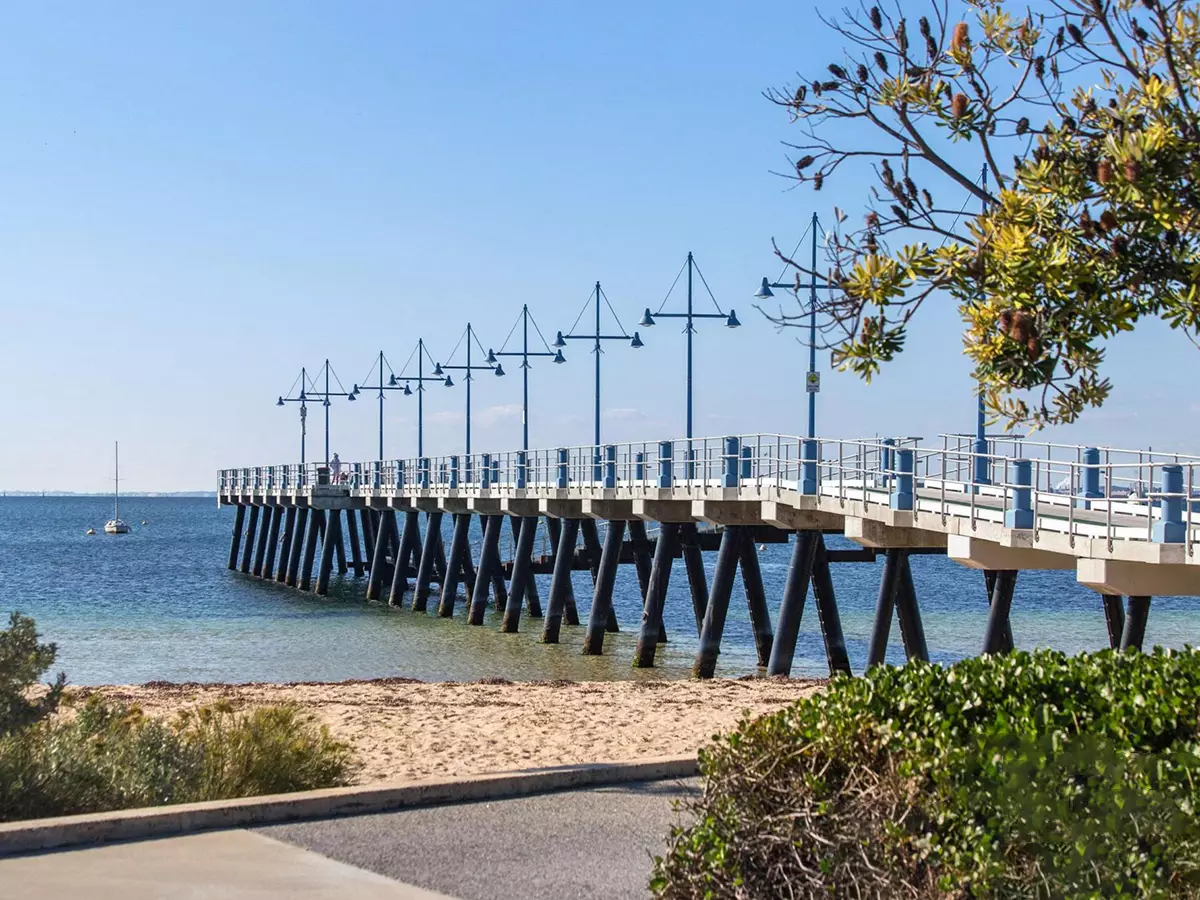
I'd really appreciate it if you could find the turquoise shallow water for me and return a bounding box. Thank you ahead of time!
[0,496,1197,685]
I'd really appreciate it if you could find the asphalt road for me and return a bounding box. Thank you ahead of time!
[259,778,702,900]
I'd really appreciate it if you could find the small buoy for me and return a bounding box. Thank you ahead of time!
[141,520,147,525]
[86,528,96,535]
[758,544,766,552]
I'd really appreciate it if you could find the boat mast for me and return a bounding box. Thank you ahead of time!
[114,441,119,520]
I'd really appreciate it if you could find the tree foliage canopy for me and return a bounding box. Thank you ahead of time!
[767,0,1200,427]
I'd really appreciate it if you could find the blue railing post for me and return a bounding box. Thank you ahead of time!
[480,453,492,489]
[974,433,991,486]
[722,437,740,488]
[635,451,645,481]
[686,448,697,481]
[449,455,459,489]
[800,439,818,495]
[372,461,381,490]
[890,449,914,510]
[418,457,429,489]
[1005,459,1034,528]
[741,445,752,480]
[517,451,528,489]
[395,460,405,491]
[1080,447,1102,508]
[557,448,569,488]
[593,448,602,483]
[267,466,274,490]
[657,441,673,488]
[881,438,896,487]
[280,467,288,491]
[1153,464,1186,543]
[492,458,500,485]
[603,445,616,489]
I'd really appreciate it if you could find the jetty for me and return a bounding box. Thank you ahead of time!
[219,433,1199,676]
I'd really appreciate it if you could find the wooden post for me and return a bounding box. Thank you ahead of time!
[867,548,904,668]
[365,510,394,601]
[438,513,471,618]
[582,519,626,655]
[251,505,272,577]
[693,526,742,678]
[767,530,817,676]
[634,522,678,667]
[546,517,579,625]
[1102,595,1125,649]
[468,514,503,625]
[299,509,324,592]
[227,504,246,570]
[679,522,708,633]
[315,509,341,596]
[542,518,580,643]
[894,553,929,663]
[501,516,538,633]
[261,506,283,581]
[346,508,364,577]
[1120,595,1152,652]
[412,511,443,612]
[738,530,772,667]
[580,518,617,631]
[982,569,1018,655]
[811,535,852,676]
[275,507,297,584]
[239,505,260,574]
[285,507,308,587]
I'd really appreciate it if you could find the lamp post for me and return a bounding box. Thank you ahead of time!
[435,323,496,460]
[276,367,310,473]
[973,167,990,485]
[639,251,740,465]
[380,338,444,459]
[348,351,415,463]
[309,359,355,467]
[487,305,566,451]
[554,281,644,475]
[754,212,835,440]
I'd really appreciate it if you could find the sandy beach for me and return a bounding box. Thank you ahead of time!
[75,678,822,785]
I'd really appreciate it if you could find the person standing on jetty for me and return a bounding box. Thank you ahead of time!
[330,453,342,483]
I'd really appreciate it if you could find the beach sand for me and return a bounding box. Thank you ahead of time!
[76,678,822,785]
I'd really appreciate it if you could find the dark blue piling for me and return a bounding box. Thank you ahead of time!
[261,506,283,581]
[1102,594,1125,649]
[438,513,472,617]
[316,509,342,596]
[252,506,271,577]
[469,514,504,626]
[1120,595,1152,652]
[633,522,678,668]
[811,535,851,676]
[285,507,308,587]
[501,516,539,633]
[239,505,260,574]
[894,553,929,663]
[227,504,246,570]
[866,548,904,668]
[275,507,297,584]
[389,510,422,607]
[767,530,818,676]
[982,570,1018,655]
[413,511,443,612]
[693,526,743,678]
[546,517,578,626]
[582,520,626,655]
[542,518,581,643]
[299,509,323,592]
[365,510,394,601]
[738,531,772,667]
[679,522,708,632]
[346,510,364,577]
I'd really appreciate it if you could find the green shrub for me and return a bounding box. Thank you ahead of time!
[0,612,64,735]
[652,649,1200,899]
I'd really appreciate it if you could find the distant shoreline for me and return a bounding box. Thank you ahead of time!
[0,492,216,498]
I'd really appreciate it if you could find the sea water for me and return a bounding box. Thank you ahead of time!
[0,496,1196,685]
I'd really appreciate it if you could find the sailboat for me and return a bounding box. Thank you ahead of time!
[104,442,131,534]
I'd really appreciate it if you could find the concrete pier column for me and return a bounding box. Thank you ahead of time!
[1120,595,1152,652]
[285,508,308,587]
[867,548,904,668]
[679,522,708,632]
[251,506,272,577]
[412,511,443,612]
[275,507,297,583]
[634,522,679,668]
[239,505,260,574]
[738,531,772,666]
[438,513,471,617]
[365,510,394,600]
[227,505,246,570]
[543,518,581,643]
[501,516,538,633]
[890,449,914,510]
[261,506,283,581]
[1102,594,1125,649]
[693,526,743,679]
[468,514,504,625]
[1153,465,1186,543]
[1005,459,1034,528]
[315,510,342,596]
[767,530,818,676]
[894,554,929,663]
[812,535,852,676]
[722,437,740,488]
[582,520,626,655]
[982,569,1018,655]
[299,510,324,592]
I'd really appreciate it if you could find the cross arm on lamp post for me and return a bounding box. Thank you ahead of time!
[486,304,567,452]
[435,323,496,459]
[385,338,445,459]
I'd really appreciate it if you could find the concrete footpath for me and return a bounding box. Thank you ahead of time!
[0,779,699,900]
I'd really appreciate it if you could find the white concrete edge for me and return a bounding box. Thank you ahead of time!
[0,754,700,857]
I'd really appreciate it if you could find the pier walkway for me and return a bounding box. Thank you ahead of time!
[219,432,1200,676]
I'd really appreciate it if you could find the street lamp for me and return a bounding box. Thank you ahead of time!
[436,323,496,460]
[555,281,644,479]
[487,304,566,451]
[348,351,417,462]
[310,359,355,467]
[276,367,310,474]
[385,338,444,459]
[753,212,835,440]
[640,251,739,463]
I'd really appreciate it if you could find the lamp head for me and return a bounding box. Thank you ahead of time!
[726,308,742,328]
[630,331,644,349]
[553,349,566,364]
[433,363,444,376]
[494,363,505,377]
[276,396,285,407]
[639,308,655,328]
[485,349,497,365]
[552,330,566,348]
[388,373,398,387]
[754,277,774,299]
[347,391,356,402]
[444,375,454,387]
[323,398,331,407]
[299,390,307,401]
[403,382,413,396]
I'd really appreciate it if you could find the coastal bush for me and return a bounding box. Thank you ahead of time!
[0,612,357,822]
[651,649,1200,899]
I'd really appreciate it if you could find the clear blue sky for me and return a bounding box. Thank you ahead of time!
[0,1,1190,492]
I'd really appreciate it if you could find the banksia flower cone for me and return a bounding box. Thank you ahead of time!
[952,93,969,119]
[1097,159,1114,184]
[952,22,970,51]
